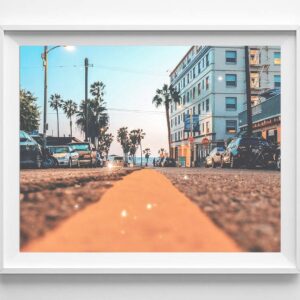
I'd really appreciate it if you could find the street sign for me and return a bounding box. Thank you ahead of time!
[184,114,200,132]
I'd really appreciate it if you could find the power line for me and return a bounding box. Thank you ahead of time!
[20,64,168,77]
[46,108,164,115]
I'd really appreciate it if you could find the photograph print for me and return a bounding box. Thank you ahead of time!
[19,45,281,252]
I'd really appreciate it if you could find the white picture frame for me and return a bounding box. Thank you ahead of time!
[0,25,299,274]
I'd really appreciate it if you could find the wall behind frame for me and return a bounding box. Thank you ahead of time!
[0,0,300,299]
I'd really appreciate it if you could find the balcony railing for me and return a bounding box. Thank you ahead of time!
[238,94,280,128]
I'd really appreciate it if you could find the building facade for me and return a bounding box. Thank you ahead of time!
[169,46,281,167]
[239,90,281,145]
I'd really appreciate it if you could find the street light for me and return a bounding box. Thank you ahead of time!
[41,45,75,148]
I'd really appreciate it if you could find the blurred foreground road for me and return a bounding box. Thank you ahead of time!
[20,167,280,252]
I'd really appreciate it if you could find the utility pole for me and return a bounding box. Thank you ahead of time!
[84,58,89,142]
[245,46,253,137]
[189,109,194,168]
[42,46,48,148]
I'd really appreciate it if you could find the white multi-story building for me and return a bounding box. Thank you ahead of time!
[169,46,281,167]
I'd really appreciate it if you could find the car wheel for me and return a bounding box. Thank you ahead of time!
[212,159,216,168]
[277,155,281,171]
[69,158,72,168]
[230,155,237,169]
[36,157,42,169]
[220,157,225,168]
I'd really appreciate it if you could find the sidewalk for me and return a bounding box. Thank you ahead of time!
[22,169,242,252]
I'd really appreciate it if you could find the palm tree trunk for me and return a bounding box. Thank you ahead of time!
[165,103,171,156]
[57,109,60,138]
[140,142,143,166]
[70,118,72,138]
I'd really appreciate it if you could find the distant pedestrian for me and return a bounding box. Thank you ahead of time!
[153,158,156,167]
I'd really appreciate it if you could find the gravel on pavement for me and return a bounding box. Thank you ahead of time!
[158,167,280,252]
[20,167,139,247]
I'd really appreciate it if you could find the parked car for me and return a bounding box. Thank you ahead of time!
[106,155,124,168]
[69,142,97,167]
[161,157,177,167]
[221,137,276,169]
[205,147,225,168]
[48,145,79,168]
[20,130,43,168]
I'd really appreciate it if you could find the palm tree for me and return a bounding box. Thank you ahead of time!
[143,148,151,166]
[117,127,131,163]
[98,127,114,160]
[49,94,63,137]
[62,100,78,138]
[152,84,180,156]
[76,81,108,144]
[136,129,145,166]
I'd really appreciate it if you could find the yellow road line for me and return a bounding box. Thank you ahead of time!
[22,169,242,252]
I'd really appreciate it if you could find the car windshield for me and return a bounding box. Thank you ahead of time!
[49,146,69,154]
[70,144,90,151]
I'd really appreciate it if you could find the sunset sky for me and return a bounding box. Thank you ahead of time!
[20,46,190,155]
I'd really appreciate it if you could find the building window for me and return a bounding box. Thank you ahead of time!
[202,101,205,111]
[225,97,237,110]
[193,67,196,79]
[250,72,260,88]
[225,50,237,63]
[183,95,186,105]
[202,123,204,132]
[226,120,237,134]
[175,117,177,126]
[206,99,209,112]
[198,103,201,114]
[193,106,196,115]
[187,92,190,103]
[178,115,180,125]
[274,52,281,65]
[226,74,237,87]
[206,121,209,133]
[171,119,173,128]
[192,87,196,99]
[198,82,201,95]
[274,75,281,88]
[187,73,190,84]
[249,49,260,65]
[205,76,209,90]
[198,62,201,73]
[206,54,209,67]
[183,77,185,87]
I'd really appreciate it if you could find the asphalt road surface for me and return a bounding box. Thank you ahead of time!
[20,167,280,252]
[159,167,280,252]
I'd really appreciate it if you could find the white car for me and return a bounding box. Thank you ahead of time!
[48,145,80,168]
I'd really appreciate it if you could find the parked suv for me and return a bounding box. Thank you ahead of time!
[48,145,80,168]
[205,147,225,168]
[221,137,275,169]
[69,142,97,167]
[20,130,43,168]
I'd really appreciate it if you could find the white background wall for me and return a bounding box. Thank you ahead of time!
[0,0,300,299]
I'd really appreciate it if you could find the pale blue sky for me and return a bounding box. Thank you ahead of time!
[20,46,189,155]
